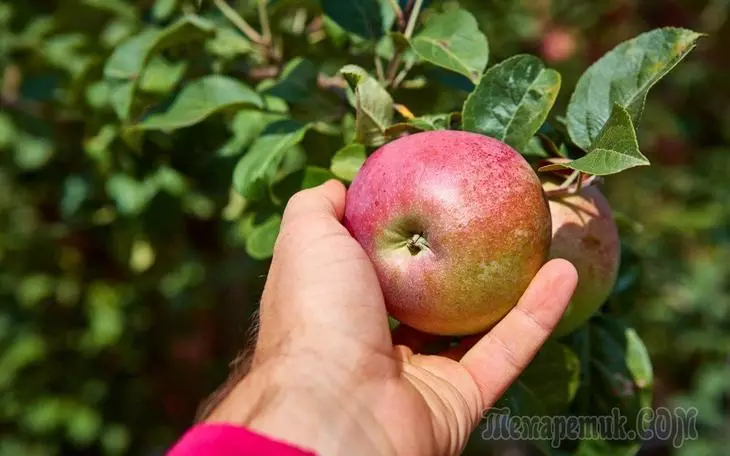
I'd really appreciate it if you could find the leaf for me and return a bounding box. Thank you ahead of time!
[567,27,703,149]
[264,58,318,103]
[152,0,179,21]
[218,110,287,157]
[462,55,561,152]
[0,333,46,389]
[385,113,459,138]
[331,143,366,181]
[139,56,187,94]
[233,120,311,201]
[103,15,216,120]
[0,113,17,149]
[246,214,282,261]
[540,105,649,176]
[14,134,54,170]
[135,76,262,131]
[486,381,553,456]
[321,0,384,40]
[339,65,393,147]
[570,316,654,431]
[106,174,158,215]
[519,340,580,414]
[84,283,125,349]
[302,166,335,188]
[411,9,489,83]
[206,27,252,59]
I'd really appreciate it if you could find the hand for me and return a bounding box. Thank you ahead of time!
[205,180,578,456]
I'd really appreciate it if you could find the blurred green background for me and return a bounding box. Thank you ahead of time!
[0,0,728,455]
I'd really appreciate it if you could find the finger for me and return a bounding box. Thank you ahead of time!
[281,179,346,224]
[257,179,392,352]
[460,258,578,407]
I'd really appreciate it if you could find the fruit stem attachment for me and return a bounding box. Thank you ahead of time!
[545,174,602,199]
[406,233,429,255]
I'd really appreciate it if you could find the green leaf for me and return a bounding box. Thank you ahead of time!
[246,214,282,260]
[139,56,187,94]
[135,76,262,131]
[14,134,54,170]
[81,0,137,21]
[0,113,17,149]
[101,425,130,455]
[264,58,318,103]
[233,120,311,200]
[411,9,489,83]
[84,283,125,349]
[218,110,287,157]
[61,176,91,219]
[540,105,649,176]
[152,0,179,21]
[65,405,102,445]
[302,166,334,188]
[103,15,216,120]
[206,27,252,59]
[462,55,561,152]
[385,113,458,138]
[0,333,46,389]
[570,316,654,435]
[519,340,580,414]
[331,143,366,182]
[106,174,158,215]
[522,136,550,157]
[488,381,553,456]
[339,65,393,147]
[321,0,385,40]
[567,27,703,149]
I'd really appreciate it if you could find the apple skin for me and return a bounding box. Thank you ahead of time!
[344,131,552,336]
[545,182,621,337]
[540,27,577,64]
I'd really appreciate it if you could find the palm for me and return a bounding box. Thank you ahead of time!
[210,181,577,456]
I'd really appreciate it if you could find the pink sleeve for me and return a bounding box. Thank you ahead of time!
[167,424,317,456]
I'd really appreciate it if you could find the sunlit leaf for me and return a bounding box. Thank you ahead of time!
[233,120,311,200]
[463,55,560,152]
[246,214,282,260]
[331,143,366,182]
[567,28,703,148]
[339,65,393,146]
[411,9,489,83]
[135,76,262,131]
[540,105,649,175]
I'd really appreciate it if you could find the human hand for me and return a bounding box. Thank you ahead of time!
[205,180,578,456]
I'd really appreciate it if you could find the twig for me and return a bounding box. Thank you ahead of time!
[404,0,424,39]
[214,0,265,45]
[392,59,416,89]
[545,174,602,199]
[385,0,423,87]
[385,0,406,29]
[386,53,403,84]
[258,0,272,44]
[374,55,386,82]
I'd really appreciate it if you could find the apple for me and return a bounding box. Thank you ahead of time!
[344,131,552,336]
[540,27,577,64]
[544,181,621,337]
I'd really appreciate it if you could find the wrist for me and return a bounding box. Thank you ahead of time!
[205,360,395,456]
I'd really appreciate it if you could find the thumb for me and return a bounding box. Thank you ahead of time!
[278,180,347,233]
[257,179,389,350]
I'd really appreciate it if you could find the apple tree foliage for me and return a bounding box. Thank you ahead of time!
[0,0,704,455]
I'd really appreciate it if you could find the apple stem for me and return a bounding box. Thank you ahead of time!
[406,233,429,255]
[545,174,602,199]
